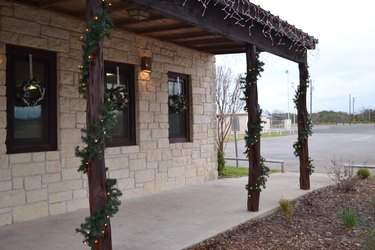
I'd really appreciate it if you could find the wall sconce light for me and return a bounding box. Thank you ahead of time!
[141,56,152,73]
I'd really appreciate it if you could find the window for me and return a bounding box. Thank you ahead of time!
[6,45,57,154]
[168,72,190,143]
[104,61,136,147]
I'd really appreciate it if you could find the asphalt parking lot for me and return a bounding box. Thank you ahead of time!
[225,124,375,173]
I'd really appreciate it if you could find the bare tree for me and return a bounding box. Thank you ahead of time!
[216,65,244,173]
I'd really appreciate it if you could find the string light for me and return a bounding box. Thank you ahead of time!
[75,1,123,248]
[183,0,318,52]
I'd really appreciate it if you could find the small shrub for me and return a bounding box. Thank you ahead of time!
[337,206,357,229]
[327,159,356,191]
[357,168,371,179]
[217,150,226,177]
[360,226,375,250]
[279,197,293,219]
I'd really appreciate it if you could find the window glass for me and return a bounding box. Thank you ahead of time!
[6,45,57,153]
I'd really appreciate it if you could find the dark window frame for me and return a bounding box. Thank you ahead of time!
[6,45,57,154]
[104,61,136,147]
[168,72,191,143]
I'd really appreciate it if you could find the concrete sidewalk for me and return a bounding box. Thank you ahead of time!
[0,172,332,250]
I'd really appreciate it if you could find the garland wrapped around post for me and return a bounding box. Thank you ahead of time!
[243,45,269,212]
[294,62,313,190]
[75,0,122,248]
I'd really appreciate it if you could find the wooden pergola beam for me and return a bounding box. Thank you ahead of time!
[125,0,308,63]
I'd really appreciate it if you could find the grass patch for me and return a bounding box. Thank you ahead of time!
[337,206,358,229]
[221,166,248,178]
[221,166,280,178]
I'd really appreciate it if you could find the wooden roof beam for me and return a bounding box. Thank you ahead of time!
[125,0,309,63]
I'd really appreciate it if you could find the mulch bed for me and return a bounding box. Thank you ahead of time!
[187,178,375,250]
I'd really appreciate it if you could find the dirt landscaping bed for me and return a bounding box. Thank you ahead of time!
[187,178,375,250]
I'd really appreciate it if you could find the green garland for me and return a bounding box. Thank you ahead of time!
[293,72,314,175]
[75,1,123,247]
[245,158,270,194]
[76,178,122,246]
[241,52,269,194]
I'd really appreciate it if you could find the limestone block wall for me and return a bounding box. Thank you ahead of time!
[0,1,217,226]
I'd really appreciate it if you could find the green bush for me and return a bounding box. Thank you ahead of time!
[217,150,226,177]
[357,168,371,179]
[337,206,357,229]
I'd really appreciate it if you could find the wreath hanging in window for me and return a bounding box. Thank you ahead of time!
[16,54,46,107]
[169,94,187,114]
[106,86,128,111]
[105,66,129,112]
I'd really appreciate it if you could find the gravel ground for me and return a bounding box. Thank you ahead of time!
[186,178,375,250]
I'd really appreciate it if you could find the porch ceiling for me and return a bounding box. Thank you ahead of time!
[11,0,318,63]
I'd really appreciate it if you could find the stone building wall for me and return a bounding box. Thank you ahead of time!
[0,1,217,226]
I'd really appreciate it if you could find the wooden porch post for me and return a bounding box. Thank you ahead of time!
[297,62,310,190]
[246,45,261,211]
[86,0,112,249]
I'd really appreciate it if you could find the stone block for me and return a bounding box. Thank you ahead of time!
[19,35,48,49]
[9,153,32,164]
[0,213,12,226]
[46,160,61,173]
[67,198,88,212]
[1,16,40,35]
[168,167,185,178]
[105,157,128,170]
[26,189,47,203]
[109,169,129,179]
[117,178,134,190]
[12,177,23,190]
[12,162,44,177]
[49,191,72,203]
[41,25,69,40]
[24,176,42,190]
[32,152,45,162]
[14,5,49,24]
[62,168,81,180]
[0,190,25,208]
[48,179,82,193]
[60,85,79,98]
[60,128,81,144]
[0,169,10,181]
[135,169,154,183]
[146,150,162,162]
[73,189,87,199]
[60,114,76,128]
[13,201,48,223]
[42,173,61,184]
[129,158,146,171]
[46,151,60,161]
[50,14,83,32]
[49,202,67,216]
[69,98,86,111]
[0,181,11,191]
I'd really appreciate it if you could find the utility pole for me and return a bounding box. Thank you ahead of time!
[352,96,355,123]
[286,70,290,121]
[349,94,351,124]
[309,79,313,117]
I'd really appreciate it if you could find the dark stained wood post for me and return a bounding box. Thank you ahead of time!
[86,0,112,249]
[245,44,261,211]
[297,62,310,190]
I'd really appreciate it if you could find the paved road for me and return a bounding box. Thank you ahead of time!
[225,124,375,173]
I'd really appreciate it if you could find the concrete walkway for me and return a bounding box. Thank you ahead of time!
[0,172,332,250]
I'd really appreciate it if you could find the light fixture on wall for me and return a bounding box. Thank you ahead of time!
[141,56,152,73]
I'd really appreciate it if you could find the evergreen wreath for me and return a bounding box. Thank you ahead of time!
[106,86,128,111]
[169,94,187,114]
[17,79,45,107]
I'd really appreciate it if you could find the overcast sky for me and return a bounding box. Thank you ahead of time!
[216,0,375,114]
